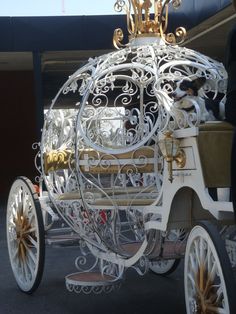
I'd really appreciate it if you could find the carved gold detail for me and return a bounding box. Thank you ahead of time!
[113,0,186,48]
[195,262,220,312]
[14,207,34,262]
[44,149,74,174]
[113,28,125,49]
[174,148,186,169]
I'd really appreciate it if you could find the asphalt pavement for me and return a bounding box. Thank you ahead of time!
[0,200,186,314]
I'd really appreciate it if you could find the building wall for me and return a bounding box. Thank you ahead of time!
[0,2,231,53]
[169,0,231,30]
[0,71,38,201]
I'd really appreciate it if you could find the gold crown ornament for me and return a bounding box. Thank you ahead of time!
[113,0,186,48]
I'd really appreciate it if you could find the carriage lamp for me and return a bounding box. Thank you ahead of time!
[158,131,186,183]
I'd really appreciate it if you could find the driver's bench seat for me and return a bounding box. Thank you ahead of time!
[198,121,234,188]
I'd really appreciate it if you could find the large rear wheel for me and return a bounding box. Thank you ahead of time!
[184,221,236,314]
[6,176,45,293]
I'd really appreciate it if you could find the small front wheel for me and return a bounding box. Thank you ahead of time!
[6,176,45,294]
[149,258,180,275]
[184,221,236,314]
[149,228,184,276]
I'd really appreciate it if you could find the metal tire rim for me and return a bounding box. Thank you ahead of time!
[184,224,230,314]
[6,177,44,293]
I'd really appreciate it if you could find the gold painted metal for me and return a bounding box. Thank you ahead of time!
[113,0,186,48]
[175,149,186,168]
[195,262,220,314]
[14,203,35,262]
[44,147,157,175]
[158,131,186,183]
[44,149,74,174]
[113,28,125,49]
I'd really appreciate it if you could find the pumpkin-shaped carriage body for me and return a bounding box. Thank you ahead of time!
[6,1,236,312]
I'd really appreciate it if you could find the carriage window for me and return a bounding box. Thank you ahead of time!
[84,106,126,148]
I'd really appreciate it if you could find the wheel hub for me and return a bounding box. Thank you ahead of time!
[184,224,232,314]
[14,212,32,261]
[7,177,45,293]
[197,292,207,313]
[195,263,217,314]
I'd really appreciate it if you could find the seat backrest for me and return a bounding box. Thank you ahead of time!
[198,122,234,188]
[43,147,156,175]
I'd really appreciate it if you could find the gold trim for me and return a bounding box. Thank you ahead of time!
[195,261,219,313]
[14,208,34,262]
[174,149,186,168]
[113,0,186,48]
[43,147,157,175]
[113,28,125,49]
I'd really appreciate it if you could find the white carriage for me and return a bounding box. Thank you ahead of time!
[6,1,236,313]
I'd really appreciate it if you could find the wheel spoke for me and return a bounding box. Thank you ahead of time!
[28,213,35,226]
[21,239,37,264]
[207,241,212,274]
[12,249,18,261]
[19,242,26,261]
[184,224,233,314]
[27,234,38,248]
[23,191,30,212]
[14,194,19,208]
[6,177,45,293]
[205,304,227,314]
[187,272,196,290]
[199,236,204,261]
[189,252,197,272]
[25,256,35,278]
[8,221,16,228]
[193,239,201,267]
[203,261,217,296]
[199,263,205,292]
[22,227,36,235]
[22,257,29,282]
[214,285,223,304]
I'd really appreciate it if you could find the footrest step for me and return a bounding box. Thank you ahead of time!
[65,271,123,294]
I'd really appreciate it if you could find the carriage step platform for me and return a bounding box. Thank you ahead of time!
[65,272,123,294]
[121,240,186,259]
[46,233,80,246]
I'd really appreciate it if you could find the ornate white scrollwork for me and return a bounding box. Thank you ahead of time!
[40,30,227,290]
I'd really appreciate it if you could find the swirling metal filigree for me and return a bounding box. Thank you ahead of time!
[40,39,227,284]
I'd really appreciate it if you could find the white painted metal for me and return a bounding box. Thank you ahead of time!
[6,177,44,293]
[149,229,185,275]
[149,259,177,274]
[184,224,232,314]
[7,1,236,296]
[36,39,232,282]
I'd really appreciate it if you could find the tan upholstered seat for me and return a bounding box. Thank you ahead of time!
[44,147,158,205]
[198,122,234,188]
[43,147,155,175]
[58,186,156,199]
[57,186,157,205]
